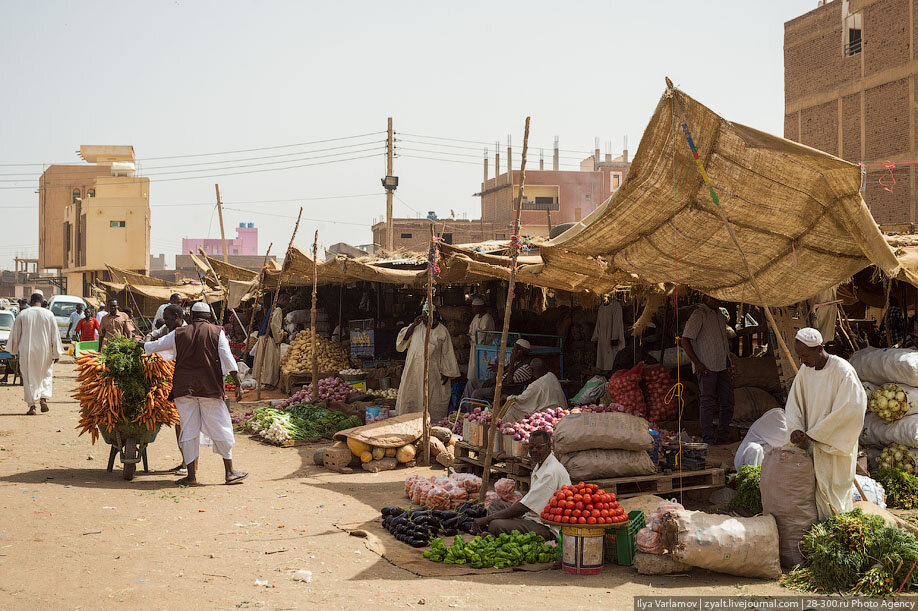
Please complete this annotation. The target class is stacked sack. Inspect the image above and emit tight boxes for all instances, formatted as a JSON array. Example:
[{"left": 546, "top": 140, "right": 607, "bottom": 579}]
[
  {"left": 552, "top": 412, "right": 657, "bottom": 481},
  {"left": 405, "top": 473, "right": 482, "bottom": 509},
  {"left": 606, "top": 362, "right": 678, "bottom": 423},
  {"left": 851, "top": 348, "right": 918, "bottom": 468},
  {"left": 633, "top": 500, "right": 691, "bottom": 575}
]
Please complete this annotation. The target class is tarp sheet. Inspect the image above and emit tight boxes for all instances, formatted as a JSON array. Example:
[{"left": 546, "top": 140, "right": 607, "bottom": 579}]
[
  {"left": 544, "top": 85, "right": 903, "bottom": 307},
  {"left": 192, "top": 253, "right": 259, "bottom": 283},
  {"left": 106, "top": 264, "right": 173, "bottom": 287},
  {"left": 99, "top": 281, "right": 223, "bottom": 304}
]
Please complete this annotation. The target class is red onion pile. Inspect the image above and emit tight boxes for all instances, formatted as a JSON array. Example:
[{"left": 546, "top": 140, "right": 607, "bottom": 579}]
[
  {"left": 641, "top": 365, "right": 677, "bottom": 422},
  {"left": 607, "top": 362, "right": 646, "bottom": 417}
]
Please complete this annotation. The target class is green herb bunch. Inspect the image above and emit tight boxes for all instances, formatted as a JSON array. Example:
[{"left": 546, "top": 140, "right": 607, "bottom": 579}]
[
  {"left": 727, "top": 465, "right": 762, "bottom": 515},
  {"left": 872, "top": 468, "right": 918, "bottom": 509},
  {"left": 98, "top": 335, "right": 149, "bottom": 421}
]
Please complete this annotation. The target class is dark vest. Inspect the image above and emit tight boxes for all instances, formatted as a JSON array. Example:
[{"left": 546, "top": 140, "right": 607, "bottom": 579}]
[{"left": 173, "top": 319, "right": 224, "bottom": 400}]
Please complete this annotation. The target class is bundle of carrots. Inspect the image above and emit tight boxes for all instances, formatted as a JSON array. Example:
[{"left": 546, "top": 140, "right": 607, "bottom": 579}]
[{"left": 74, "top": 348, "right": 179, "bottom": 444}]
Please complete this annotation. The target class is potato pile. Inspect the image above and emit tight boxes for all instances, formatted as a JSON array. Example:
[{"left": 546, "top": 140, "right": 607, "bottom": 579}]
[{"left": 281, "top": 330, "right": 350, "bottom": 374}]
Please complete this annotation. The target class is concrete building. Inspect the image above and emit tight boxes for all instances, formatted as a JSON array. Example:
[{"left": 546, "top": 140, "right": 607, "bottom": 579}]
[
  {"left": 174, "top": 254, "right": 275, "bottom": 279},
  {"left": 784, "top": 0, "right": 918, "bottom": 224},
  {"left": 39, "top": 146, "right": 150, "bottom": 298},
  {"left": 182, "top": 222, "right": 258, "bottom": 258},
  {"left": 370, "top": 218, "right": 501, "bottom": 252}
]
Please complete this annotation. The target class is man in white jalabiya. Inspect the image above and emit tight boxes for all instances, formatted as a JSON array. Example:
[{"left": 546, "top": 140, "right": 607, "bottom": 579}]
[
  {"left": 502, "top": 358, "right": 568, "bottom": 423},
  {"left": 592, "top": 296, "right": 624, "bottom": 371},
  {"left": 143, "top": 302, "right": 247, "bottom": 486},
  {"left": 8, "top": 293, "right": 64, "bottom": 415},
  {"left": 395, "top": 303, "right": 460, "bottom": 422},
  {"left": 467, "top": 297, "right": 496, "bottom": 381},
  {"left": 785, "top": 327, "right": 866, "bottom": 520}
]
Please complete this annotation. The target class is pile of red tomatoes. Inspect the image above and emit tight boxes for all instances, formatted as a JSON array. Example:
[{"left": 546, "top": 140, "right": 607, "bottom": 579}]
[{"left": 540, "top": 482, "right": 629, "bottom": 525}]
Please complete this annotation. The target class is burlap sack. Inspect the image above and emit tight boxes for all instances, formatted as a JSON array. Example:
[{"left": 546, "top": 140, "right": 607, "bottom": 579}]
[
  {"left": 633, "top": 552, "right": 691, "bottom": 575},
  {"left": 558, "top": 449, "right": 656, "bottom": 480},
  {"left": 732, "top": 387, "right": 780, "bottom": 421},
  {"left": 851, "top": 348, "right": 918, "bottom": 387},
  {"left": 553, "top": 412, "right": 653, "bottom": 454},
  {"left": 333, "top": 413, "right": 421, "bottom": 448},
  {"left": 860, "top": 412, "right": 918, "bottom": 448},
  {"left": 662, "top": 510, "right": 781, "bottom": 579},
  {"left": 760, "top": 446, "right": 818, "bottom": 568}
]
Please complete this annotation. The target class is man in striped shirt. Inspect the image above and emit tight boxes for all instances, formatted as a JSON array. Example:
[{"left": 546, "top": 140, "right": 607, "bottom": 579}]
[
  {"left": 461, "top": 338, "right": 533, "bottom": 402},
  {"left": 681, "top": 295, "right": 735, "bottom": 445}
]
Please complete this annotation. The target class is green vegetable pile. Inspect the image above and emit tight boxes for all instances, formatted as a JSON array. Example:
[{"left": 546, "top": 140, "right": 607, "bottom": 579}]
[
  {"left": 245, "top": 404, "right": 360, "bottom": 444},
  {"left": 99, "top": 336, "right": 148, "bottom": 421},
  {"left": 782, "top": 509, "right": 918, "bottom": 597},
  {"left": 872, "top": 468, "right": 918, "bottom": 509},
  {"left": 423, "top": 532, "right": 556, "bottom": 569},
  {"left": 727, "top": 465, "right": 762, "bottom": 515}
]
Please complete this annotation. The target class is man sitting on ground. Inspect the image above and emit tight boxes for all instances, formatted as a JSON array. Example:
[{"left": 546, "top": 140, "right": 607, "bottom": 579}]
[{"left": 473, "top": 430, "right": 570, "bottom": 538}]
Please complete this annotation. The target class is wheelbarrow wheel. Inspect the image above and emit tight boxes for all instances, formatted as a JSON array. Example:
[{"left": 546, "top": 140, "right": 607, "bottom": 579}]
[
  {"left": 122, "top": 437, "right": 137, "bottom": 481},
  {"left": 123, "top": 461, "right": 136, "bottom": 481}
]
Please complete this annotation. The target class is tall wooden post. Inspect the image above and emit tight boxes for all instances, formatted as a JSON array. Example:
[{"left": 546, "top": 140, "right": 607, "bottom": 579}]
[
  {"left": 215, "top": 184, "right": 228, "bottom": 263},
  {"left": 421, "top": 224, "right": 436, "bottom": 466},
  {"left": 311, "top": 230, "right": 320, "bottom": 402},
  {"left": 479, "top": 117, "right": 530, "bottom": 501}
]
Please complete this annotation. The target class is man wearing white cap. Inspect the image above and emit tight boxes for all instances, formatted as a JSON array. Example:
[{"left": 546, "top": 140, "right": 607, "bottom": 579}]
[
  {"left": 785, "top": 327, "right": 866, "bottom": 519},
  {"left": 395, "top": 303, "right": 460, "bottom": 422},
  {"left": 143, "top": 301, "right": 247, "bottom": 485},
  {"left": 461, "top": 338, "right": 534, "bottom": 402},
  {"left": 467, "top": 297, "right": 495, "bottom": 381}
]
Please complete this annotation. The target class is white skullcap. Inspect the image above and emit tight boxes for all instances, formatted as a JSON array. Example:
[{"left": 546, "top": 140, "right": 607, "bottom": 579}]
[
  {"left": 471, "top": 297, "right": 485, "bottom": 306},
  {"left": 191, "top": 301, "right": 210, "bottom": 313},
  {"left": 515, "top": 339, "right": 531, "bottom": 350},
  {"left": 795, "top": 327, "right": 823, "bottom": 348},
  {"left": 34, "top": 289, "right": 44, "bottom": 297}
]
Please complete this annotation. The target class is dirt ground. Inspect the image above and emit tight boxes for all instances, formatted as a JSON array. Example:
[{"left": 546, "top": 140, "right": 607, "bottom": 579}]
[{"left": 0, "top": 358, "right": 787, "bottom": 610}]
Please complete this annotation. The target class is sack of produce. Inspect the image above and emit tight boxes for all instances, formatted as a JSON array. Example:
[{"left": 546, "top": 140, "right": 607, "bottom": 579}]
[
  {"left": 859, "top": 412, "right": 918, "bottom": 448},
  {"left": 607, "top": 362, "right": 646, "bottom": 417},
  {"left": 867, "top": 383, "right": 918, "bottom": 422},
  {"left": 570, "top": 376, "right": 608, "bottom": 406},
  {"left": 450, "top": 473, "right": 482, "bottom": 493},
  {"left": 636, "top": 527, "right": 664, "bottom": 554},
  {"left": 559, "top": 449, "right": 656, "bottom": 480},
  {"left": 760, "top": 446, "right": 818, "bottom": 568},
  {"left": 662, "top": 510, "right": 781, "bottom": 579},
  {"left": 641, "top": 365, "right": 677, "bottom": 422},
  {"left": 633, "top": 551, "right": 691, "bottom": 575},
  {"left": 646, "top": 500, "right": 685, "bottom": 531},
  {"left": 493, "top": 478, "right": 518, "bottom": 502},
  {"left": 877, "top": 442, "right": 918, "bottom": 473},
  {"left": 851, "top": 475, "right": 886, "bottom": 507},
  {"left": 334, "top": 412, "right": 422, "bottom": 448},
  {"left": 484, "top": 491, "right": 501, "bottom": 509},
  {"left": 851, "top": 348, "right": 918, "bottom": 387},
  {"left": 732, "top": 387, "right": 780, "bottom": 421},
  {"left": 553, "top": 412, "right": 652, "bottom": 454}
]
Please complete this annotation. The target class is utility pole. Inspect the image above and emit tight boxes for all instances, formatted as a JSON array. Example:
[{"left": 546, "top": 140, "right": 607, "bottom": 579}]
[
  {"left": 215, "top": 183, "right": 228, "bottom": 263},
  {"left": 382, "top": 118, "right": 398, "bottom": 251}
]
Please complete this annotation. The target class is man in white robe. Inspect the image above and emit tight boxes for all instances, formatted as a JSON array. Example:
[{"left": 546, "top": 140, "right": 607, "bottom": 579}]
[
  {"left": 467, "top": 297, "right": 496, "bottom": 380},
  {"left": 502, "top": 358, "right": 568, "bottom": 422},
  {"left": 252, "top": 293, "right": 288, "bottom": 389},
  {"left": 734, "top": 408, "right": 788, "bottom": 470},
  {"left": 785, "top": 327, "right": 866, "bottom": 520},
  {"left": 8, "top": 293, "right": 63, "bottom": 414},
  {"left": 395, "top": 307, "right": 460, "bottom": 422},
  {"left": 592, "top": 297, "right": 624, "bottom": 371}
]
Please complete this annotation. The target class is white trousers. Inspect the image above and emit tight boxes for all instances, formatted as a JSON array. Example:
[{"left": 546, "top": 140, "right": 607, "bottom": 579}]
[{"left": 175, "top": 396, "right": 234, "bottom": 464}]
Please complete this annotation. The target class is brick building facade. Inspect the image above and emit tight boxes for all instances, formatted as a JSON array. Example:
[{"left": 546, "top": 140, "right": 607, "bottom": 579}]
[
  {"left": 371, "top": 218, "right": 500, "bottom": 252},
  {"left": 784, "top": 0, "right": 917, "bottom": 224}
]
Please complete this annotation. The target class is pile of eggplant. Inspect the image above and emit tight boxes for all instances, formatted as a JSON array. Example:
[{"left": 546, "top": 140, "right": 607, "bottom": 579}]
[{"left": 380, "top": 502, "right": 489, "bottom": 548}]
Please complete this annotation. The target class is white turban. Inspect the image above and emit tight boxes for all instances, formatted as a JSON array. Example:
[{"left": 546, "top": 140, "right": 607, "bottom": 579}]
[
  {"left": 471, "top": 297, "right": 485, "bottom": 306},
  {"left": 795, "top": 327, "right": 823, "bottom": 347},
  {"left": 191, "top": 301, "right": 210, "bottom": 313},
  {"left": 515, "top": 339, "right": 531, "bottom": 350}
]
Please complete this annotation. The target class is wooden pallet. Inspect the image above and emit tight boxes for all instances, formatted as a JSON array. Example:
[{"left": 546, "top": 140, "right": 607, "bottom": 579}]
[
  {"left": 588, "top": 467, "right": 725, "bottom": 499},
  {"left": 453, "top": 441, "right": 532, "bottom": 490}
]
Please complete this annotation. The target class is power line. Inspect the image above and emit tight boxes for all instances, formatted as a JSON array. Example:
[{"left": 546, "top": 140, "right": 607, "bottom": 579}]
[
  {"left": 221, "top": 206, "right": 371, "bottom": 226},
  {"left": 0, "top": 192, "right": 384, "bottom": 210},
  {"left": 395, "top": 138, "right": 590, "bottom": 161},
  {"left": 397, "top": 131, "right": 598, "bottom": 155}
]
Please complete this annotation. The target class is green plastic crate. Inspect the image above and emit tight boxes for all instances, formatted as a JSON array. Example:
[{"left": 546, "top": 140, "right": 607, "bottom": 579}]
[
  {"left": 74, "top": 341, "right": 99, "bottom": 358},
  {"left": 603, "top": 510, "right": 645, "bottom": 566}
]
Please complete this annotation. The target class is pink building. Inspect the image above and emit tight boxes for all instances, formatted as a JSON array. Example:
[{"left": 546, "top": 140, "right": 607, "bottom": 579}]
[{"left": 182, "top": 222, "right": 258, "bottom": 258}]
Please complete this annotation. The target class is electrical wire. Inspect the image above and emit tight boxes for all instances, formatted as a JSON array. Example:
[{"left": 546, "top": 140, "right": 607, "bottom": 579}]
[
  {"left": 397, "top": 131, "right": 597, "bottom": 155},
  {"left": 395, "top": 138, "right": 592, "bottom": 161}
]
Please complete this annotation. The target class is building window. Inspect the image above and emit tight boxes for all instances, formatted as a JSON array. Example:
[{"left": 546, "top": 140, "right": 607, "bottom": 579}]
[
  {"left": 845, "top": 12, "right": 862, "bottom": 56},
  {"left": 72, "top": 189, "right": 81, "bottom": 204},
  {"left": 521, "top": 196, "right": 559, "bottom": 211},
  {"left": 496, "top": 233, "right": 507, "bottom": 239},
  {"left": 441, "top": 233, "right": 453, "bottom": 245},
  {"left": 613, "top": 174, "right": 621, "bottom": 189},
  {"left": 232, "top": 248, "right": 238, "bottom": 255},
  {"left": 110, "top": 220, "right": 126, "bottom": 228},
  {"left": 584, "top": 194, "right": 591, "bottom": 201},
  {"left": 401, "top": 233, "right": 412, "bottom": 239},
  {"left": 87, "top": 189, "right": 95, "bottom": 198}
]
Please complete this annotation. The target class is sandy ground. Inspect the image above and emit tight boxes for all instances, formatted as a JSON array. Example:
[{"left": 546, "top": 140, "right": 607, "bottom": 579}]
[{"left": 0, "top": 358, "right": 787, "bottom": 610}]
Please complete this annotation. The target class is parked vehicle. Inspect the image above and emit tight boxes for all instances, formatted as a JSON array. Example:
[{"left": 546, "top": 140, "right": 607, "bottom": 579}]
[
  {"left": 0, "top": 310, "right": 14, "bottom": 344},
  {"left": 48, "top": 295, "right": 87, "bottom": 340}
]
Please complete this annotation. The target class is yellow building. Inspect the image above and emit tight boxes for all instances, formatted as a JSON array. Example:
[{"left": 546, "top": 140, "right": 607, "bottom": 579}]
[{"left": 39, "top": 146, "right": 150, "bottom": 298}]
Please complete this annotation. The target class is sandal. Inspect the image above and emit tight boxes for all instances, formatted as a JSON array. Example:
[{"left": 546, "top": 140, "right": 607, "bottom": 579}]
[
  {"left": 26, "top": 406, "right": 36, "bottom": 415},
  {"left": 39, "top": 399, "right": 49, "bottom": 413}
]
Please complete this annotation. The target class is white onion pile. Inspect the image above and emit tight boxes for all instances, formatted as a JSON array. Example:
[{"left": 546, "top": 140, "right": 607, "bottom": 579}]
[
  {"left": 869, "top": 384, "right": 915, "bottom": 422},
  {"left": 878, "top": 442, "right": 916, "bottom": 473}
]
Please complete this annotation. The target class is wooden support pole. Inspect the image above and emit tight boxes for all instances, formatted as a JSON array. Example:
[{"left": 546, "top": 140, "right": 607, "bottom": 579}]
[
  {"left": 479, "top": 116, "right": 530, "bottom": 501},
  {"left": 245, "top": 243, "right": 273, "bottom": 361},
  {"left": 421, "top": 223, "right": 436, "bottom": 466},
  {"left": 311, "top": 230, "right": 320, "bottom": 402},
  {"left": 256, "top": 208, "right": 303, "bottom": 400},
  {"left": 215, "top": 184, "right": 228, "bottom": 264},
  {"left": 197, "top": 248, "right": 246, "bottom": 332}
]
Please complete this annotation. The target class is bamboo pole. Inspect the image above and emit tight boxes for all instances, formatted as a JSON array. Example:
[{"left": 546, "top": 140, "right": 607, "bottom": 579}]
[
  {"left": 479, "top": 116, "right": 530, "bottom": 502},
  {"left": 197, "top": 248, "right": 247, "bottom": 332},
  {"left": 421, "top": 223, "right": 436, "bottom": 466},
  {"left": 311, "top": 230, "right": 320, "bottom": 402},
  {"left": 244, "top": 243, "right": 274, "bottom": 361},
  {"left": 256, "top": 208, "right": 303, "bottom": 400}
]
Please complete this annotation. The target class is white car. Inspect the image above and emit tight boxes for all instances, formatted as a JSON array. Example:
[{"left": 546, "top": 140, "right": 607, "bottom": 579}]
[
  {"left": 0, "top": 310, "right": 13, "bottom": 344},
  {"left": 48, "top": 295, "right": 87, "bottom": 340}
]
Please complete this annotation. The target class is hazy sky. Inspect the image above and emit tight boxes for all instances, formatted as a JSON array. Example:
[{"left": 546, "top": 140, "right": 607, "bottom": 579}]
[{"left": 0, "top": 0, "right": 809, "bottom": 269}]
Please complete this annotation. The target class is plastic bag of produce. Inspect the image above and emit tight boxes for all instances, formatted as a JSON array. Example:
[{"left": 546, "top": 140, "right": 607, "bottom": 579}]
[
  {"left": 860, "top": 412, "right": 918, "bottom": 448},
  {"left": 570, "top": 376, "right": 608, "bottom": 405},
  {"left": 851, "top": 475, "right": 886, "bottom": 508},
  {"left": 404, "top": 475, "right": 422, "bottom": 497},
  {"left": 559, "top": 449, "right": 656, "bottom": 480},
  {"left": 425, "top": 484, "right": 451, "bottom": 510},
  {"left": 641, "top": 365, "right": 677, "bottom": 422},
  {"left": 760, "top": 446, "right": 818, "bottom": 568},
  {"left": 661, "top": 510, "right": 781, "bottom": 579},
  {"left": 607, "top": 362, "right": 646, "bottom": 417},
  {"left": 552, "top": 412, "right": 653, "bottom": 454},
  {"left": 493, "top": 478, "right": 517, "bottom": 502},
  {"left": 484, "top": 491, "right": 501, "bottom": 509},
  {"left": 450, "top": 472, "right": 482, "bottom": 493},
  {"left": 850, "top": 348, "right": 918, "bottom": 387},
  {"left": 636, "top": 527, "right": 664, "bottom": 554},
  {"left": 647, "top": 500, "right": 685, "bottom": 531}
]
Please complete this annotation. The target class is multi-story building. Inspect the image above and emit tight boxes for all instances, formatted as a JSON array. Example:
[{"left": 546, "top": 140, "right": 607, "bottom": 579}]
[
  {"left": 182, "top": 222, "right": 258, "bottom": 258},
  {"left": 784, "top": 0, "right": 918, "bottom": 224},
  {"left": 39, "top": 146, "right": 150, "bottom": 298},
  {"left": 370, "top": 218, "right": 500, "bottom": 252}
]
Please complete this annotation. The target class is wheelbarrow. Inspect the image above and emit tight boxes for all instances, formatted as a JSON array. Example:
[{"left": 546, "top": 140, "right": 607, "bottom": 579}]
[
  {"left": 0, "top": 350, "right": 22, "bottom": 386},
  {"left": 99, "top": 421, "right": 162, "bottom": 481}
]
